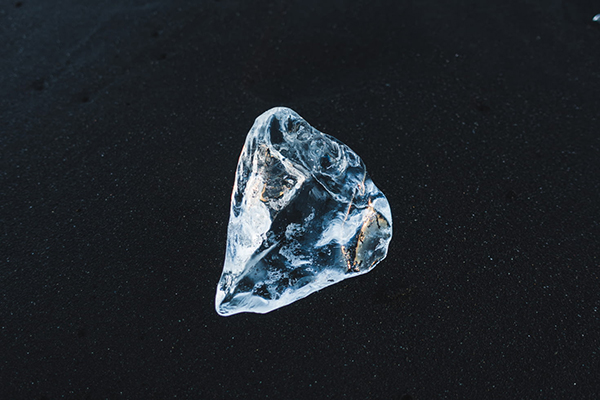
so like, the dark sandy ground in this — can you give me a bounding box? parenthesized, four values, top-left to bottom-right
(1, 0, 599, 398)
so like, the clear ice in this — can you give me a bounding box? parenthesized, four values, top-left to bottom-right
(215, 107, 392, 316)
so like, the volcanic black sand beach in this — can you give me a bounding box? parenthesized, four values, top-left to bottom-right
(1, 0, 599, 398)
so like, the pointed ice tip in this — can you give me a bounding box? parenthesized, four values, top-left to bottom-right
(216, 291, 272, 317)
(254, 106, 301, 127)
(215, 107, 392, 316)
(215, 305, 234, 317)
(215, 291, 227, 316)
(261, 106, 295, 116)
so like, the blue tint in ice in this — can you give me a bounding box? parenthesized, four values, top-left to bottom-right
(215, 107, 392, 316)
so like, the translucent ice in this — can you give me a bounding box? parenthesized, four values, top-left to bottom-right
(215, 107, 392, 316)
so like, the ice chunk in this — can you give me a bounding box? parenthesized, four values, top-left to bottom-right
(215, 107, 392, 316)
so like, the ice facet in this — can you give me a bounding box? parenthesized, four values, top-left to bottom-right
(215, 107, 392, 316)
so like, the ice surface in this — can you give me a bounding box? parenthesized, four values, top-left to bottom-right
(215, 107, 392, 316)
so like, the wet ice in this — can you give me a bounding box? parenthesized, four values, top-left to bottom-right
(215, 107, 392, 316)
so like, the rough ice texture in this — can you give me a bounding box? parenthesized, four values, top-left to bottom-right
(215, 107, 392, 316)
